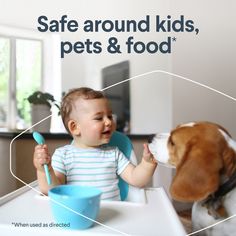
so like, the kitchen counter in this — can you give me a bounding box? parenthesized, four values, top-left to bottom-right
(0, 131, 150, 140)
(0, 131, 151, 197)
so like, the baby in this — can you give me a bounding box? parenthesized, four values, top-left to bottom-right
(33, 87, 157, 200)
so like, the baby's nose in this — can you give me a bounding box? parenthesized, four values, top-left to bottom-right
(104, 117, 112, 126)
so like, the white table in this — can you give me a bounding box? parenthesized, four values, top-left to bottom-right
(0, 182, 186, 236)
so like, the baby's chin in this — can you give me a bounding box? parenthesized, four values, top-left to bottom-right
(101, 137, 112, 144)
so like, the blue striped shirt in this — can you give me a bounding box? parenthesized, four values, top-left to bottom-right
(51, 145, 130, 200)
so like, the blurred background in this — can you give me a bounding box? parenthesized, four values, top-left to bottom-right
(0, 0, 235, 211)
(0, 0, 235, 135)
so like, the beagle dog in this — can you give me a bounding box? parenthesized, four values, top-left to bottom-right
(149, 122, 236, 236)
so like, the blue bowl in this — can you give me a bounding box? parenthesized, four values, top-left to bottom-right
(48, 185, 102, 230)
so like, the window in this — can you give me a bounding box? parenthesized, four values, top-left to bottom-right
(16, 39, 42, 128)
(0, 37, 10, 128)
(0, 36, 42, 129)
(0, 25, 61, 131)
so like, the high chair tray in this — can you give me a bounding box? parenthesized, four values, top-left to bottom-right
(0, 182, 186, 236)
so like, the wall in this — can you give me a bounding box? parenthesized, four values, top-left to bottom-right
(171, 0, 236, 137)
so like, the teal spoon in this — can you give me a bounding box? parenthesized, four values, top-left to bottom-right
(33, 132, 52, 185)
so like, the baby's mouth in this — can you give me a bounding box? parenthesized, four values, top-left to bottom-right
(102, 130, 111, 135)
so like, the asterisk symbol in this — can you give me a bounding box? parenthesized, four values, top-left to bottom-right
(172, 37, 177, 42)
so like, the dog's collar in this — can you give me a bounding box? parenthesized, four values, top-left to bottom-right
(214, 171, 236, 199)
(203, 171, 236, 219)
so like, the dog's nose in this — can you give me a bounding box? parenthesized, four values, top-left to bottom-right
(148, 134, 156, 143)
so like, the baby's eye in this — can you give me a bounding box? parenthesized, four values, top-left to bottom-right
(94, 116, 103, 121)
(108, 115, 113, 120)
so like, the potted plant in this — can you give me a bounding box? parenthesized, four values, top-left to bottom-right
(26, 91, 60, 132)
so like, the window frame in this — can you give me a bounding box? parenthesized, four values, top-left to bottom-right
(0, 25, 61, 131)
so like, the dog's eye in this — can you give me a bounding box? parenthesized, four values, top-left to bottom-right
(169, 137, 175, 146)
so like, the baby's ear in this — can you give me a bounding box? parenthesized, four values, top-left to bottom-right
(68, 120, 80, 135)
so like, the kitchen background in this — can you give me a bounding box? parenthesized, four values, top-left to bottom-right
(0, 0, 235, 204)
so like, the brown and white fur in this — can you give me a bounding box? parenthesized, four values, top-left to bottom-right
(149, 122, 236, 236)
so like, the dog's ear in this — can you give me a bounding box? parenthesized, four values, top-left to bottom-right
(170, 141, 223, 202)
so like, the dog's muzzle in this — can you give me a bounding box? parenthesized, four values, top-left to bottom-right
(148, 133, 175, 168)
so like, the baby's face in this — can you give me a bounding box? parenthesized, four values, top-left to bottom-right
(72, 98, 115, 148)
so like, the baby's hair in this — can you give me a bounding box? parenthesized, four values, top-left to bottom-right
(61, 87, 105, 134)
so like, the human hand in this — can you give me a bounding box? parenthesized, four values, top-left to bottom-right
(33, 144, 51, 172)
(142, 143, 157, 165)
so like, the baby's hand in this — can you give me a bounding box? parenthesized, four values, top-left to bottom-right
(33, 144, 51, 172)
(142, 143, 157, 165)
